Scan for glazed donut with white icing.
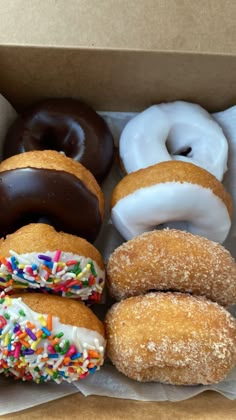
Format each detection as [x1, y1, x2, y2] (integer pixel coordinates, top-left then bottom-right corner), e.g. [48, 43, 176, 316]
[0, 224, 105, 303]
[110, 161, 233, 243]
[3, 98, 114, 182]
[105, 292, 236, 385]
[0, 150, 104, 242]
[0, 293, 105, 383]
[119, 101, 228, 180]
[107, 229, 236, 306]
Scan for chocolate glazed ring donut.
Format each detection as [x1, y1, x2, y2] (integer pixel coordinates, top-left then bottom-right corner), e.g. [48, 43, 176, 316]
[0, 150, 105, 242]
[3, 98, 114, 182]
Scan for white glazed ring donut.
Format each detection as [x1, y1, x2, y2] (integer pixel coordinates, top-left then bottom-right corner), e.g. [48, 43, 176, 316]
[110, 161, 233, 244]
[119, 101, 228, 181]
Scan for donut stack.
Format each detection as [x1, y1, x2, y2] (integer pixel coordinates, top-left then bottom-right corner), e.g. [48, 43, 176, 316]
[0, 96, 116, 383]
[105, 101, 236, 385]
[0, 96, 236, 388]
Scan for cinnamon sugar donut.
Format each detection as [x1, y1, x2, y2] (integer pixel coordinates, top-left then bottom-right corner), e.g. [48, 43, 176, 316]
[111, 161, 233, 243]
[0, 293, 105, 383]
[105, 292, 236, 385]
[0, 150, 104, 242]
[0, 223, 105, 303]
[107, 229, 236, 306]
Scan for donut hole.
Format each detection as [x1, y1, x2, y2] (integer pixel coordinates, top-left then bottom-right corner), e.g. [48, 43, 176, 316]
[166, 141, 193, 158]
[174, 146, 192, 157]
[26, 124, 82, 157]
[156, 221, 190, 232]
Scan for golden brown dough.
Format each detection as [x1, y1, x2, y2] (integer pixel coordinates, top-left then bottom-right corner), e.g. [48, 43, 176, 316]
[0, 223, 105, 303]
[0, 223, 104, 269]
[111, 161, 232, 216]
[105, 292, 236, 385]
[107, 229, 236, 306]
[110, 161, 233, 244]
[18, 292, 104, 335]
[0, 293, 106, 383]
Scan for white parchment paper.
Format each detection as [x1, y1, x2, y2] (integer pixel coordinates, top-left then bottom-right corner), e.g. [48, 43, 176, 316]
[0, 102, 236, 414]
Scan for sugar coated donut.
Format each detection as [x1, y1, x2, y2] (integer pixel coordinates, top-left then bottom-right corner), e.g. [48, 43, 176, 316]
[0, 293, 105, 383]
[0, 94, 17, 159]
[119, 101, 228, 180]
[105, 292, 236, 385]
[0, 224, 105, 303]
[3, 98, 114, 182]
[111, 161, 233, 243]
[0, 150, 104, 242]
[107, 229, 236, 306]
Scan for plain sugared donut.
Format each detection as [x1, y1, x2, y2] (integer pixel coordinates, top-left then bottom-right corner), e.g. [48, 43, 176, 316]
[3, 98, 114, 182]
[107, 229, 236, 306]
[0, 223, 105, 303]
[0, 150, 104, 242]
[111, 161, 233, 244]
[105, 292, 236, 385]
[0, 293, 105, 383]
[119, 101, 228, 181]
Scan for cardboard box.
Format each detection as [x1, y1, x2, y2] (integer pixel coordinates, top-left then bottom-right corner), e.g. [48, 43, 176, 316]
[0, 1, 236, 418]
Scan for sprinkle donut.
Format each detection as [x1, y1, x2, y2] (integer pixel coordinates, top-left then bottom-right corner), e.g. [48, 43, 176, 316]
[0, 293, 105, 383]
[107, 229, 236, 306]
[3, 98, 114, 182]
[0, 224, 105, 303]
[105, 292, 236, 385]
[111, 161, 233, 244]
[119, 101, 228, 180]
[0, 150, 104, 242]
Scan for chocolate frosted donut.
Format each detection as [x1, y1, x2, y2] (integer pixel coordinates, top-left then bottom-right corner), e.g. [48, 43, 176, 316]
[0, 150, 104, 242]
[3, 98, 114, 182]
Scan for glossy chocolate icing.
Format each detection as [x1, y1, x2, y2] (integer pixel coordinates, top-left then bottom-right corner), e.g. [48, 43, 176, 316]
[3, 98, 114, 182]
[0, 168, 102, 242]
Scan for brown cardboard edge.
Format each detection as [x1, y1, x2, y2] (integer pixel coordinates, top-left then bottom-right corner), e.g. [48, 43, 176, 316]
[1, 391, 236, 420]
[0, 0, 236, 55]
[1, 45, 236, 113]
[2, 42, 236, 56]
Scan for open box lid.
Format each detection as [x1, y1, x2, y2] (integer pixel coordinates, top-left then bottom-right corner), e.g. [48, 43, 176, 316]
[0, 0, 236, 54]
[0, 1, 236, 112]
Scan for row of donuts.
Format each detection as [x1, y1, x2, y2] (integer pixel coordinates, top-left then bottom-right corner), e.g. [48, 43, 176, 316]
[0, 95, 236, 386]
[105, 102, 236, 385]
[0, 95, 233, 245]
[0, 94, 117, 384]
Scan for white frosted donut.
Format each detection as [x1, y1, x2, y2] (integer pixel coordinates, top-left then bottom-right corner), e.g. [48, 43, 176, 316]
[110, 161, 233, 244]
[0, 94, 17, 160]
[119, 101, 228, 181]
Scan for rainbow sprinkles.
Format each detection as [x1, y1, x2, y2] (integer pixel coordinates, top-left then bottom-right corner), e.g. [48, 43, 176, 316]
[0, 294, 105, 383]
[0, 250, 105, 302]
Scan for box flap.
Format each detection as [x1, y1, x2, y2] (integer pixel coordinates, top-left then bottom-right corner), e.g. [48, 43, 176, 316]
[0, 0, 236, 54]
[1, 392, 236, 419]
